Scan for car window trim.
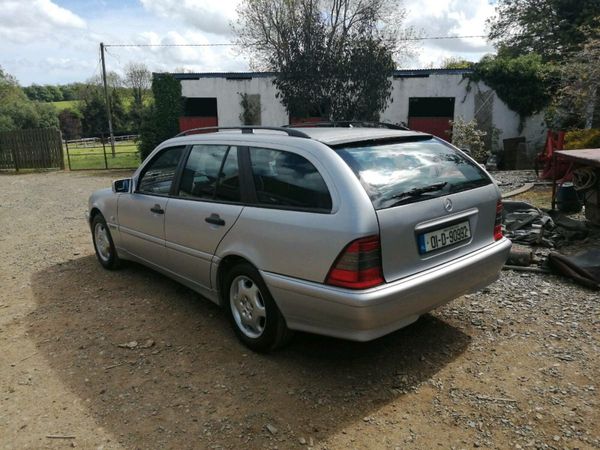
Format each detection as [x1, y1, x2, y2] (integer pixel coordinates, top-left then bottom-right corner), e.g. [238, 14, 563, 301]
[168, 144, 193, 197]
[157, 143, 333, 214]
[171, 143, 244, 202]
[237, 146, 257, 204]
[245, 145, 333, 213]
[213, 145, 233, 201]
[135, 144, 189, 197]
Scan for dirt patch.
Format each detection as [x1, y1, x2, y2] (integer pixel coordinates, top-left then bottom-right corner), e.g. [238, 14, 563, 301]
[1, 171, 599, 449]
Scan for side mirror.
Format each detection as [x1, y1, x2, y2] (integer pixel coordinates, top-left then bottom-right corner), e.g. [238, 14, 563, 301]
[112, 178, 131, 193]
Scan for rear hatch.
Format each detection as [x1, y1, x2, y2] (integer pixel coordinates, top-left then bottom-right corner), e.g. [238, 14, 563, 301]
[334, 136, 499, 282]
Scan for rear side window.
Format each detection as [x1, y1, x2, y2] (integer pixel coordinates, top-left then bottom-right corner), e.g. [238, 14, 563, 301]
[335, 137, 491, 210]
[179, 144, 240, 202]
[249, 147, 332, 212]
[138, 146, 185, 195]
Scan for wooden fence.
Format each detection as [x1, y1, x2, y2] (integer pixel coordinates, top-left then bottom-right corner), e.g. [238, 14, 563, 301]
[0, 128, 64, 171]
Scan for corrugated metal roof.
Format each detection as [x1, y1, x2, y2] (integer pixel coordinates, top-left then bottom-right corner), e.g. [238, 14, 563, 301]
[169, 68, 472, 81]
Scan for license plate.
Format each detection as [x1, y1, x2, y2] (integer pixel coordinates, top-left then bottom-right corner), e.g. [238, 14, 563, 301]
[418, 221, 471, 254]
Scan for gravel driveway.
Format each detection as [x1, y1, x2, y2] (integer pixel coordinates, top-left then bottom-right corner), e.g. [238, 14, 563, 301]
[0, 170, 598, 449]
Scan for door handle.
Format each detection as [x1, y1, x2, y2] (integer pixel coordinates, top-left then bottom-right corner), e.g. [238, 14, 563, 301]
[205, 213, 225, 226]
[150, 204, 164, 214]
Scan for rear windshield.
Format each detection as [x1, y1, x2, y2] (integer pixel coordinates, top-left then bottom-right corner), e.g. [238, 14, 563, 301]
[334, 137, 492, 210]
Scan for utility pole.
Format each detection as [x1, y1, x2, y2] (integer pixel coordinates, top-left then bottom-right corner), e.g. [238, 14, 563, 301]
[100, 42, 116, 157]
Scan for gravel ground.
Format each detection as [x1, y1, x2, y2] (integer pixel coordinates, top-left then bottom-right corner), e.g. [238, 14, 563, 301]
[0, 170, 598, 450]
[491, 170, 541, 194]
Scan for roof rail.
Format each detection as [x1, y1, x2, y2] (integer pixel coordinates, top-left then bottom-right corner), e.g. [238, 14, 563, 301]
[285, 121, 409, 130]
[175, 126, 311, 138]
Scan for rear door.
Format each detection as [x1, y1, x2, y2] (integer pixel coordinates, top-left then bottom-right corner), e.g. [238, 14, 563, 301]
[118, 146, 186, 266]
[334, 137, 498, 282]
[164, 144, 244, 288]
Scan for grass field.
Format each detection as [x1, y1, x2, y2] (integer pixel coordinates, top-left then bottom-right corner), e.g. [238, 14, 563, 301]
[51, 100, 81, 111]
[65, 140, 141, 170]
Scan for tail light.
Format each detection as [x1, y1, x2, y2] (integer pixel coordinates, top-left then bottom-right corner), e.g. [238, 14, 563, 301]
[494, 200, 503, 241]
[325, 235, 384, 289]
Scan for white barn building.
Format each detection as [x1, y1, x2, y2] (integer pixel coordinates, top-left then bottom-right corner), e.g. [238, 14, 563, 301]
[172, 69, 546, 160]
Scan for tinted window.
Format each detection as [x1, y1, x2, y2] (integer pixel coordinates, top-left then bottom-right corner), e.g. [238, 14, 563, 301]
[138, 146, 185, 195]
[335, 137, 491, 210]
[179, 144, 240, 202]
[249, 147, 332, 212]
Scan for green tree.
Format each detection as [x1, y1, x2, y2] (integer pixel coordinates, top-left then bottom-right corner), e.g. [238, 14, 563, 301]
[546, 36, 600, 129]
[138, 74, 181, 159]
[78, 72, 132, 138]
[468, 54, 559, 129]
[80, 89, 107, 136]
[125, 63, 151, 132]
[58, 108, 83, 140]
[45, 85, 63, 102]
[488, 0, 600, 61]
[234, 0, 414, 121]
[441, 57, 474, 69]
[0, 66, 58, 132]
[23, 84, 52, 102]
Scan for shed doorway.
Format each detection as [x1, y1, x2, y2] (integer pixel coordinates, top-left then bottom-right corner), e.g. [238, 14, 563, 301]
[407, 97, 455, 140]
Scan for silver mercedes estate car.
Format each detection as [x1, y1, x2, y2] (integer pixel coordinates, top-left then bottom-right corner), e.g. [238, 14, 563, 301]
[88, 126, 511, 352]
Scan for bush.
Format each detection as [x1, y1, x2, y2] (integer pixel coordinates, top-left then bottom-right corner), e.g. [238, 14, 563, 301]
[468, 54, 558, 130]
[449, 118, 488, 162]
[564, 128, 600, 149]
[138, 74, 182, 160]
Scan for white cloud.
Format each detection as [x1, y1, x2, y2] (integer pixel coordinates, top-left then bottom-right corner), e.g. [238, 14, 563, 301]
[0, 0, 498, 85]
[139, 0, 240, 37]
[402, 0, 496, 67]
[0, 0, 86, 43]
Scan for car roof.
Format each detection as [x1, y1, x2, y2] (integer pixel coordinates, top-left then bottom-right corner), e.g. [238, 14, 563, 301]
[288, 127, 431, 146]
[165, 127, 431, 148]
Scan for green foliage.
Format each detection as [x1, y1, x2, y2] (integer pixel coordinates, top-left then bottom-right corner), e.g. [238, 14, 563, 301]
[239, 93, 261, 125]
[22, 83, 84, 102]
[58, 108, 83, 140]
[449, 118, 488, 162]
[0, 66, 59, 132]
[235, 0, 404, 121]
[272, 20, 394, 120]
[441, 57, 474, 69]
[468, 54, 558, 126]
[563, 129, 600, 149]
[488, 0, 600, 62]
[79, 83, 131, 137]
[80, 90, 107, 136]
[546, 36, 600, 130]
[138, 74, 182, 159]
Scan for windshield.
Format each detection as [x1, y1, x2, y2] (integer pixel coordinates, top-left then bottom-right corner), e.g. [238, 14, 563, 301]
[334, 137, 492, 210]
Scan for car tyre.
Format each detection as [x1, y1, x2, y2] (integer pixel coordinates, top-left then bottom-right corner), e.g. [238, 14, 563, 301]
[224, 263, 292, 352]
[91, 213, 121, 270]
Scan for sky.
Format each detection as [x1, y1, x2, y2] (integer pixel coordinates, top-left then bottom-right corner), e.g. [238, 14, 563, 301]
[0, 0, 498, 86]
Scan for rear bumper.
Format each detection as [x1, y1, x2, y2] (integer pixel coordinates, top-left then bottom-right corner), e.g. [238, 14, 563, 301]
[262, 238, 511, 341]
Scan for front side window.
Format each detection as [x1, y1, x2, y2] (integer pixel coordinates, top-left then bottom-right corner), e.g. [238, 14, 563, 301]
[249, 147, 332, 212]
[178, 144, 240, 202]
[137, 146, 185, 195]
[334, 137, 491, 210]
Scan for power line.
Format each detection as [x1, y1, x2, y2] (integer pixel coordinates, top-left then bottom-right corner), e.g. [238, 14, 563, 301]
[405, 34, 487, 41]
[104, 34, 488, 48]
[105, 43, 235, 48]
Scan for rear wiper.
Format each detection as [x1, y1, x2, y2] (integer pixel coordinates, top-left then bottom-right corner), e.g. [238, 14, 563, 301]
[383, 182, 448, 206]
[448, 178, 490, 193]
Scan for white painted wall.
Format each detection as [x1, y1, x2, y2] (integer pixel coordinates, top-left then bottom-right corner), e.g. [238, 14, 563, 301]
[181, 77, 288, 127]
[381, 74, 475, 125]
[180, 73, 546, 151]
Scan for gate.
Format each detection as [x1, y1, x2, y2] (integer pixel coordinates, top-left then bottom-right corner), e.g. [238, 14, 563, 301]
[0, 128, 64, 171]
[64, 135, 141, 170]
